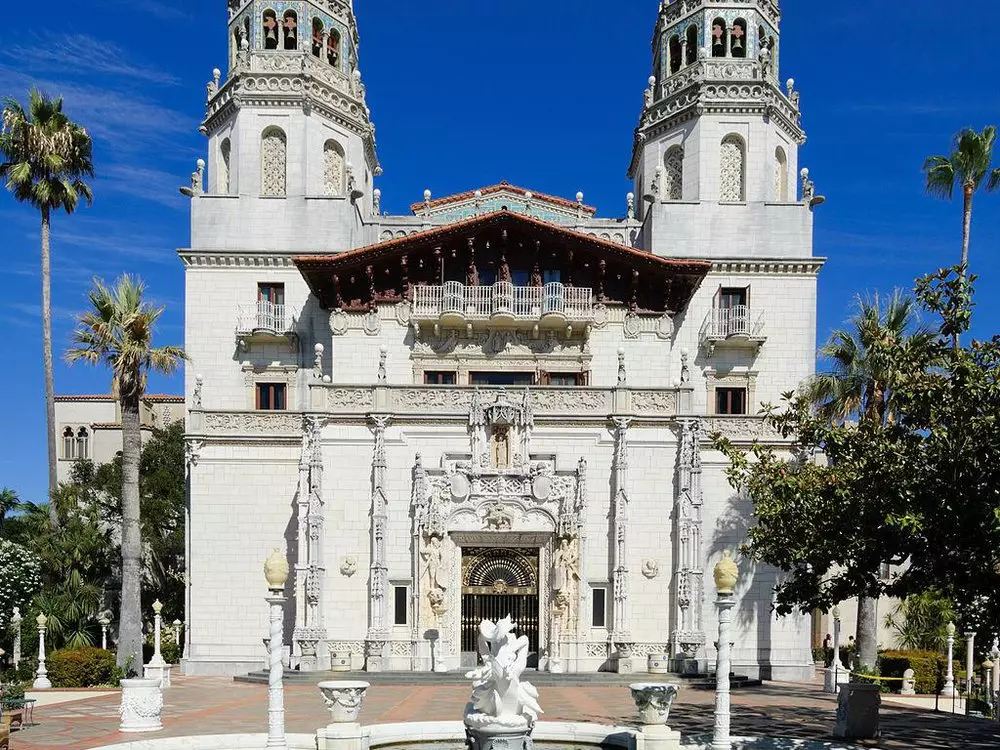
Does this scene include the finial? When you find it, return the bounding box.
[626,192,635,220]
[713,550,739,595]
[946,621,956,637]
[423,189,432,201]
[576,191,584,204]
[152,599,163,615]
[372,187,381,216]
[264,548,290,590]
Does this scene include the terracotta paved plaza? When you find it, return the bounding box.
[11,675,1000,750]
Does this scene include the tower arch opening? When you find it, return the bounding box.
[685,25,699,65]
[774,146,789,201]
[731,19,748,58]
[669,34,682,74]
[261,126,287,197]
[311,18,324,58]
[220,137,232,195]
[262,9,279,50]
[282,10,298,50]
[711,18,728,58]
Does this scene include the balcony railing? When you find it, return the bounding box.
[413,282,593,324]
[236,300,294,337]
[701,305,766,354]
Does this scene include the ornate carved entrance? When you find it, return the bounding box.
[461,547,539,666]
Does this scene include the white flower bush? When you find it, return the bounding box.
[0,538,42,629]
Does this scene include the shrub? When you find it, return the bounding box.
[47,647,118,688]
[880,649,948,694]
[161,641,181,665]
[0,682,25,701]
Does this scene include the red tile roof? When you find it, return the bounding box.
[55,394,183,403]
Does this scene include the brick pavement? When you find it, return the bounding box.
[10,676,1000,750]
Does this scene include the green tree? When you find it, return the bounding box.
[885,591,956,651]
[803,292,936,669]
[0,487,21,534]
[0,89,94,521]
[923,126,1000,273]
[66,275,186,669]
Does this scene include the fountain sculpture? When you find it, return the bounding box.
[464,616,543,750]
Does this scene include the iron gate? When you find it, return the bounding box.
[461,547,540,660]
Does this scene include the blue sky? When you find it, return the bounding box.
[2,0,998,504]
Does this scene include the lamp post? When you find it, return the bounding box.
[98,611,112,650]
[712,550,739,750]
[150,600,165,666]
[965,631,976,700]
[941,621,956,697]
[33,613,52,689]
[265,548,290,750]
[173,619,183,645]
[825,606,848,693]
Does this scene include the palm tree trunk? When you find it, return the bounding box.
[41,206,59,528]
[855,596,879,671]
[961,184,973,272]
[117,393,143,671]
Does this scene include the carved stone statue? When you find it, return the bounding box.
[465,616,543,731]
[551,537,580,592]
[422,535,447,592]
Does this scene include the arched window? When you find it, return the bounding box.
[311,18,324,58]
[720,135,746,202]
[220,138,232,195]
[282,10,298,50]
[669,35,682,74]
[774,146,788,201]
[328,29,341,67]
[711,18,728,57]
[324,140,345,196]
[76,427,90,460]
[731,19,748,58]
[686,25,699,65]
[62,427,76,460]
[262,9,279,50]
[261,127,287,197]
[664,146,684,201]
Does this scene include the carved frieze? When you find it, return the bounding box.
[702,417,779,441]
[412,329,589,359]
[631,391,677,415]
[202,412,302,435]
[327,388,374,411]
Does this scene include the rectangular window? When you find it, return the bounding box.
[546,373,584,387]
[718,287,748,309]
[716,387,748,415]
[256,383,287,411]
[591,586,607,628]
[469,372,535,386]
[258,282,286,306]
[424,371,457,385]
[393,585,409,626]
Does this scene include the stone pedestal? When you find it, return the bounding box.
[824,662,850,694]
[317,722,364,750]
[648,655,671,675]
[638,725,682,750]
[465,724,534,750]
[119,678,164,733]
[143,662,172,688]
[834,683,881,740]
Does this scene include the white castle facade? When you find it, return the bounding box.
[181,0,822,679]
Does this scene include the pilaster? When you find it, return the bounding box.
[610,416,634,671]
[671,418,706,672]
[365,414,392,671]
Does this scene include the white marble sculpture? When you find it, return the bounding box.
[465,616,543,731]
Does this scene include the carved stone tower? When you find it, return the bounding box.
[192,0,380,252]
[630,0,809,257]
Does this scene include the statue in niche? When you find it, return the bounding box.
[552,537,580,593]
[263,10,279,49]
[422,535,447,592]
[492,426,511,469]
[283,11,298,50]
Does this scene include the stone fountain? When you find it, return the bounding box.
[464,616,543,750]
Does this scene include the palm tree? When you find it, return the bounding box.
[0,89,94,525]
[66,275,186,670]
[806,291,937,669]
[923,125,1000,273]
[0,486,22,534]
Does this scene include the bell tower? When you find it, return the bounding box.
[630,0,812,257]
[190,0,380,252]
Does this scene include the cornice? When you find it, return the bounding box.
[709,258,825,276]
[179,250,300,268]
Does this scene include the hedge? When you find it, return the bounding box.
[878,649,963,695]
[47,647,119,688]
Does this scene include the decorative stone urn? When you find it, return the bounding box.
[330,650,352,672]
[119,678,164,733]
[647,654,671,675]
[318,681,370,724]
[629,683,680,726]
[713,550,739,594]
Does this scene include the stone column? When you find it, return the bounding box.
[144,599,171,688]
[941,622,956,697]
[672,419,705,672]
[992,640,1000,697]
[610,417,633,671]
[965,631,976,699]
[265,549,290,750]
[712,551,739,750]
[366,416,392,671]
[11,607,21,666]
[33,613,52,689]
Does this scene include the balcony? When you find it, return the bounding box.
[701,305,766,355]
[412,282,594,330]
[236,300,297,348]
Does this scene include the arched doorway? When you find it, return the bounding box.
[461,547,540,667]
